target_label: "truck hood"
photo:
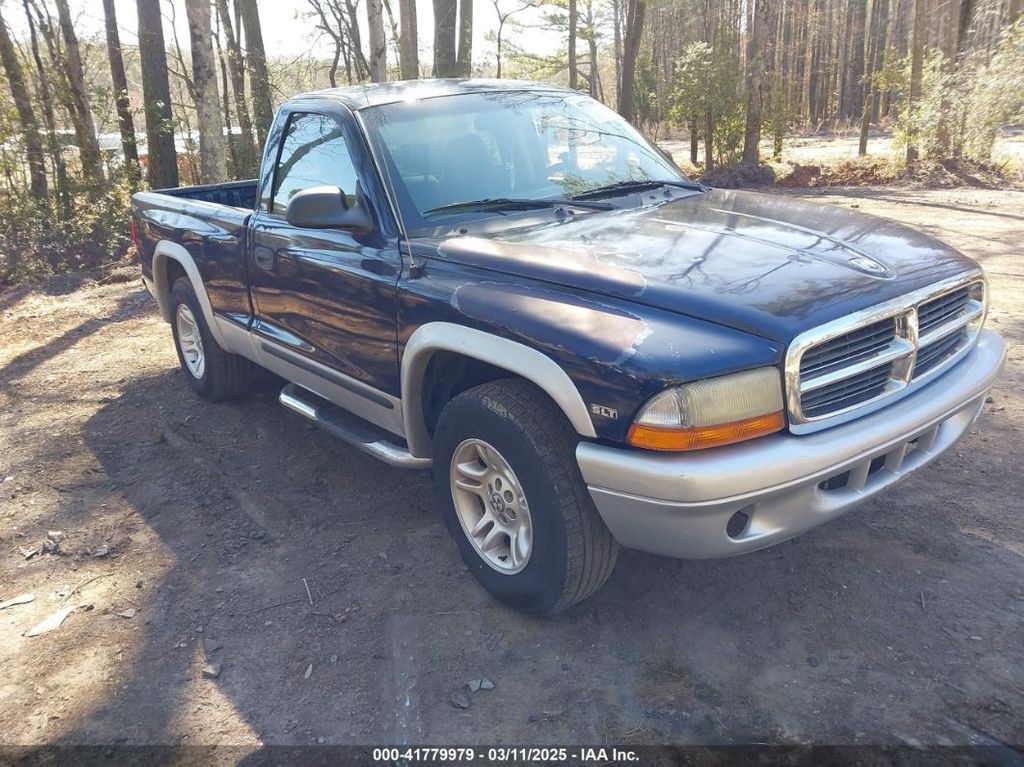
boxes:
[425,189,980,342]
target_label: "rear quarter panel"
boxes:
[133,192,253,322]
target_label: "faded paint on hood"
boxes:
[425,189,981,342]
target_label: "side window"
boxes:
[271,112,360,216]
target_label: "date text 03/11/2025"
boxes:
[371,747,640,762]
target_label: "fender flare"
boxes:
[401,322,597,457]
[150,240,230,349]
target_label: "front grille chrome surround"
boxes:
[786,273,986,434]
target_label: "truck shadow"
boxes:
[48,366,1024,747]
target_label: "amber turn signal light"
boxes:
[627,411,785,452]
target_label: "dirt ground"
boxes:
[0,187,1022,750]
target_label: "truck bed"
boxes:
[132,183,255,323]
[154,179,258,210]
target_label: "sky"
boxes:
[14,0,564,72]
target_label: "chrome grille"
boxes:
[801,362,894,419]
[786,275,986,433]
[913,327,967,378]
[799,318,896,378]
[918,286,970,335]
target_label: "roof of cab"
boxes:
[292,78,571,111]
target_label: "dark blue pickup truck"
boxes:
[132,80,1005,613]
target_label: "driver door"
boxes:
[248,107,402,398]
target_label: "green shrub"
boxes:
[963,20,1024,161]
[0,174,133,286]
[885,20,1024,164]
[667,40,746,167]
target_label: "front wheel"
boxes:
[433,379,618,614]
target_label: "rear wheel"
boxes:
[170,277,253,401]
[433,379,618,614]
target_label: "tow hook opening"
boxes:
[726,506,753,539]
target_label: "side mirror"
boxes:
[285,185,374,232]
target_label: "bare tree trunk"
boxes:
[212,22,241,177]
[54,0,103,180]
[935,0,959,155]
[187,0,227,182]
[342,0,371,79]
[343,35,354,82]
[587,23,599,97]
[742,0,767,165]
[857,94,872,154]
[239,0,274,146]
[137,0,179,188]
[0,9,48,199]
[398,0,419,78]
[382,0,403,70]
[495,13,504,78]
[612,0,622,108]
[617,0,646,123]
[367,0,387,81]
[859,0,888,154]
[871,0,890,121]
[906,0,926,167]
[689,117,699,164]
[22,0,69,210]
[951,0,975,157]
[329,43,342,85]
[704,107,714,169]
[101,0,140,186]
[456,0,473,76]
[568,0,579,89]
[802,0,815,125]
[701,0,714,168]
[167,0,197,110]
[432,0,457,75]
[842,0,868,121]
[880,0,898,119]
[811,0,827,124]
[772,0,790,160]
[216,0,257,176]
[826,0,842,125]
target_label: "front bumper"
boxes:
[576,329,1006,559]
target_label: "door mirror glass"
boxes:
[285,185,374,231]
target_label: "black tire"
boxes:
[433,379,619,614]
[169,277,253,401]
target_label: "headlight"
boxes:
[627,367,785,451]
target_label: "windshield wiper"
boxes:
[423,197,613,217]
[570,179,708,200]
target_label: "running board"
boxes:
[279,383,431,470]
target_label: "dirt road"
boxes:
[1,188,1022,748]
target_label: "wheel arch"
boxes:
[151,240,229,349]
[401,322,597,458]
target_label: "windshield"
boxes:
[360,89,687,231]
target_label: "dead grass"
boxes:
[773,156,1018,189]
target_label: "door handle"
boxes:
[254,246,275,271]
